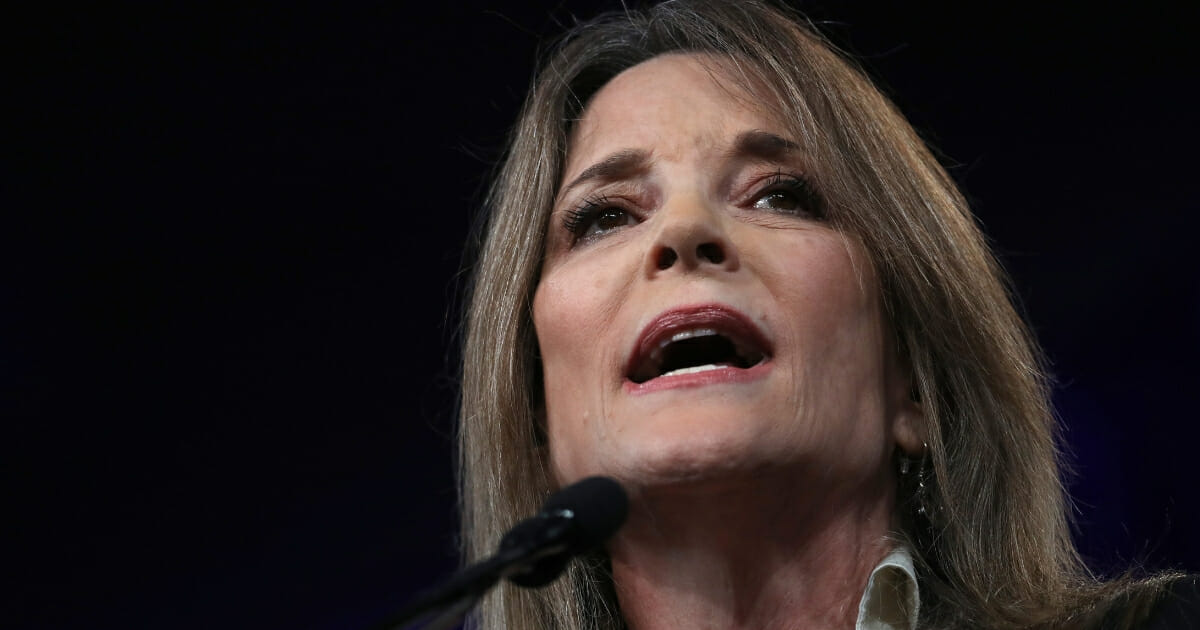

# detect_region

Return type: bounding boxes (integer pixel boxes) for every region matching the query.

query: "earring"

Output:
[897,442,923,477]
[915,441,930,517]
[898,442,932,518]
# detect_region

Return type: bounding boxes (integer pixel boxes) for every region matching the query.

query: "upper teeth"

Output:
[649,328,719,363]
[665,328,718,346]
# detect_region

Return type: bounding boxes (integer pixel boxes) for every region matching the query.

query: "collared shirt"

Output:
[855,546,920,630]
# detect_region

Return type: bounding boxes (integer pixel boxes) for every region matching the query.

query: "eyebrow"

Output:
[558,148,652,199]
[725,130,802,161]
[557,130,803,199]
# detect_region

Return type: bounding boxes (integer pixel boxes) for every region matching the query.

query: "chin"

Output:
[560,422,781,493]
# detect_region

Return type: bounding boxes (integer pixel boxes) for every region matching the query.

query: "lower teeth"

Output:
[659,363,728,378]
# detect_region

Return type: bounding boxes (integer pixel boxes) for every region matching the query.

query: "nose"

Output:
[645,195,739,276]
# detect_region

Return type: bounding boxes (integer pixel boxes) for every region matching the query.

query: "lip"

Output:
[623,303,774,394]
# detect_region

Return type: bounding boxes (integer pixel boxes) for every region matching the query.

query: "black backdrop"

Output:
[8,2,1198,628]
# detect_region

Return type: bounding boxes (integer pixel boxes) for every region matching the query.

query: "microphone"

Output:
[501,475,629,586]
[380,476,628,630]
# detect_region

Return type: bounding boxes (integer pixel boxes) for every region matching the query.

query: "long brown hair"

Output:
[459,2,1173,628]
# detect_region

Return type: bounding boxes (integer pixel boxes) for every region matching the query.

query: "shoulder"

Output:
[1131,576,1200,630]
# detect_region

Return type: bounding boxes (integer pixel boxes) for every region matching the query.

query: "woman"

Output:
[457,1,1190,628]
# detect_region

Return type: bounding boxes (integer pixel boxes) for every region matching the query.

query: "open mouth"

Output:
[626,306,772,385]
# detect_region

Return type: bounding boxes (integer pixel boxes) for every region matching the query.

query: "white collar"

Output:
[855,546,920,630]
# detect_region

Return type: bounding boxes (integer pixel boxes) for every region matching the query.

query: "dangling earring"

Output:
[915,441,930,518]
[898,441,933,519]
[898,442,923,477]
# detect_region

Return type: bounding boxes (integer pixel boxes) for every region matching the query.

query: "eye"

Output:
[754,190,803,212]
[751,172,824,219]
[562,196,638,243]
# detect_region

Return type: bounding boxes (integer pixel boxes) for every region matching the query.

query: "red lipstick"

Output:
[624,304,773,394]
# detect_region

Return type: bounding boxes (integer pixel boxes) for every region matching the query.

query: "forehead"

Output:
[564,53,785,175]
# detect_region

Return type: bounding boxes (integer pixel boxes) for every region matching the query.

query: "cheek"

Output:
[533,277,581,406]
[760,234,879,343]
[532,279,585,477]
[533,273,608,376]
[532,266,629,474]
[533,247,638,376]
[761,234,890,416]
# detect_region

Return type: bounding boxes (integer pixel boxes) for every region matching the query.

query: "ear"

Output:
[891,390,925,457]
[888,354,926,457]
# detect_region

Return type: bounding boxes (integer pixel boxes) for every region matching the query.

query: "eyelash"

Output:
[559,172,826,245]
[753,171,825,218]
[562,194,631,241]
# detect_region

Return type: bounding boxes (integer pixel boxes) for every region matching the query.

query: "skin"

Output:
[532,54,924,629]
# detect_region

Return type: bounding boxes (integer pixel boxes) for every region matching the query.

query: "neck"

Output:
[608,468,896,630]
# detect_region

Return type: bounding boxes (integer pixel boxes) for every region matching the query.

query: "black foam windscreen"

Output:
[543,476,628,553]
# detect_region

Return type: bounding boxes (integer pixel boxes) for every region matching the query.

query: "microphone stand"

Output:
[376,512,575,630]
[376,477,627,630]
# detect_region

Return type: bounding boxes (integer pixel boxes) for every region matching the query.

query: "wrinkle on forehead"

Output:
[562,53,792,183]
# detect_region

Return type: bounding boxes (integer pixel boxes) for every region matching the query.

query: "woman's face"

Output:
[533,54,922,492]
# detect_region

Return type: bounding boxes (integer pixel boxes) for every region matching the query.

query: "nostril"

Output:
[656,248,678,270]
[697,243,725,264]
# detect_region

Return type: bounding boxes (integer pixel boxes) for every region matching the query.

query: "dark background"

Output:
[7,2,1197,628]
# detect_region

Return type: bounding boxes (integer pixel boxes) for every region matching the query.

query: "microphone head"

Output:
[502,477,627,588]
[543,476,629,553]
